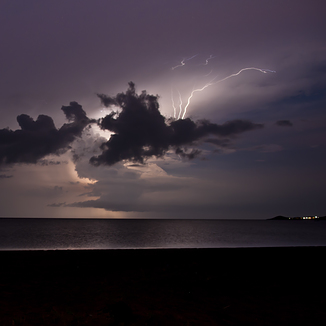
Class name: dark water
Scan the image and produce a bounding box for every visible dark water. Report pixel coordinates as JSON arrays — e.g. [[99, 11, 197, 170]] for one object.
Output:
[[0, 218, 326, 250]]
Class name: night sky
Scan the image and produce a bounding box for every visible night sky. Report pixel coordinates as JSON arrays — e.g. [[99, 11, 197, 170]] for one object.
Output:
[[0, 0, 325, 219]]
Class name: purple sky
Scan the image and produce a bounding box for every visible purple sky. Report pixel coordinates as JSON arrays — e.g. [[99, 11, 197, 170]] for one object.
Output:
[[0, 0, 325, 219]]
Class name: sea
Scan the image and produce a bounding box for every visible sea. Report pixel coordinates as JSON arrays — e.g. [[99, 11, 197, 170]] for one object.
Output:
[[0, 218, 326, 251]]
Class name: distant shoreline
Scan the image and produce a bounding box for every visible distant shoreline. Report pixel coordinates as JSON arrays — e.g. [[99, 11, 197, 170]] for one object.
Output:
[[269, 215, 326, 220]]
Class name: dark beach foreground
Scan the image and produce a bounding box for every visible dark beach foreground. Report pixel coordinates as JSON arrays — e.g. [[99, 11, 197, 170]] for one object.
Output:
[[1, 247, 325, 325]]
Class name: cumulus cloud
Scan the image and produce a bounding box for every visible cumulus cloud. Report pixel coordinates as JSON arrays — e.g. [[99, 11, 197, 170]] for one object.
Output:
[[38, 159, 68, 166], [0, 102, 92, 164], [92, 82, 264, 166], [0, 84, 264, 169]]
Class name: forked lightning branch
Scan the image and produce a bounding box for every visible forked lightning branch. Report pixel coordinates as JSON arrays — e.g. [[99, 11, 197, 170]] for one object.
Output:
[[170, 55, 275, 120]]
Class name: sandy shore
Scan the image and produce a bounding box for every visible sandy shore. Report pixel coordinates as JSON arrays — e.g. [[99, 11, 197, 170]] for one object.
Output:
[[0, 247, 325, 325]]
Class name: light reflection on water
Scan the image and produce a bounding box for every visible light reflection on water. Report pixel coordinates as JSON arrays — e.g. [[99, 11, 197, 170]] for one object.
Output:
[[1, 218, 326, 250]]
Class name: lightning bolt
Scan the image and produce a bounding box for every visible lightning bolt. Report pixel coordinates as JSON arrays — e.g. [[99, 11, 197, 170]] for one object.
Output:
[[177, 90, 183, 120], [202, 55, 216, 65], [171, 88, 177, 118], [260, 69, 276, 73], [171, 54, 198, 70], [171, 88, 184, 119], [179, 67, 275, 119]]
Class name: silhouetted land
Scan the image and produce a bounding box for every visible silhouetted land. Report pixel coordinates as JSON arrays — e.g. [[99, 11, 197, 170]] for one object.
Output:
[[269, 215, 326, 220], [0, 247, 325, 325]]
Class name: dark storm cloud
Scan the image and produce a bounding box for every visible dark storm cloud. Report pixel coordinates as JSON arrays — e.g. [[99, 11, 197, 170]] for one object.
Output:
[[0, 83, 264, 167], [276, 120, 293, 127], [175, 148, 202, 160], [38, 159, 68, 166], [92, 83, 263, 166], [0, 102, 93, 165]]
